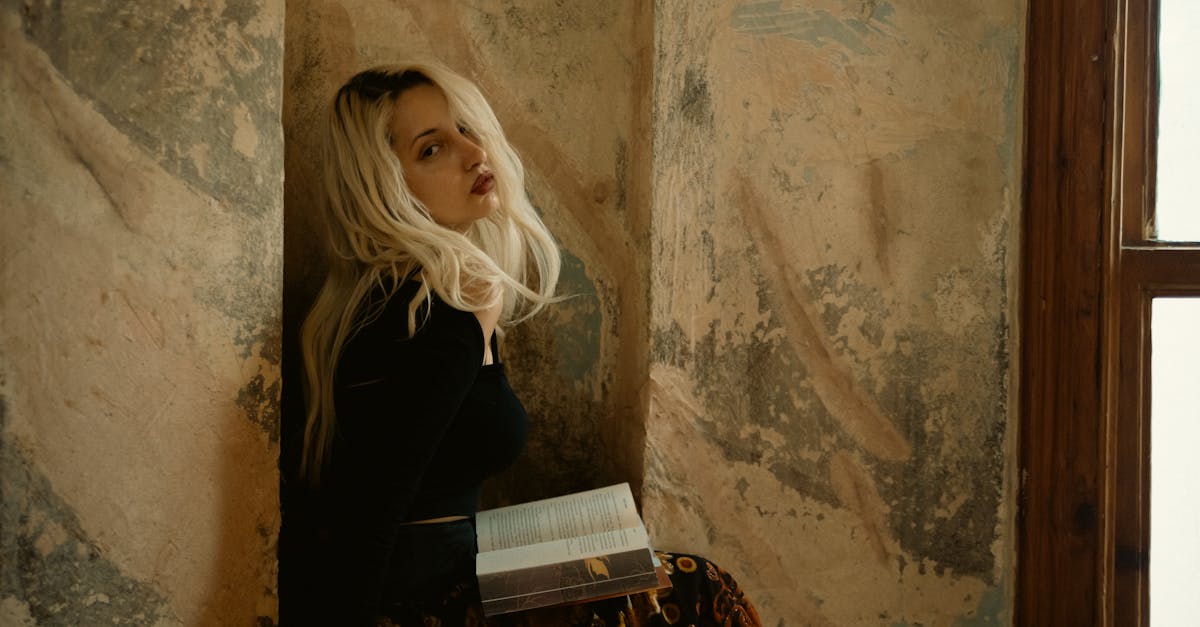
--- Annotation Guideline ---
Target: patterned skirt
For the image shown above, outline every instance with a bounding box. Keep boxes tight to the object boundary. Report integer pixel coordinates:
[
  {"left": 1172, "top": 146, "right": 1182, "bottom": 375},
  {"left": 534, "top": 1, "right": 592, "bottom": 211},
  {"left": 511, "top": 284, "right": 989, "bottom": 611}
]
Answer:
[{"left": 383, "top": 544, "right": 762, "bottom": 627}]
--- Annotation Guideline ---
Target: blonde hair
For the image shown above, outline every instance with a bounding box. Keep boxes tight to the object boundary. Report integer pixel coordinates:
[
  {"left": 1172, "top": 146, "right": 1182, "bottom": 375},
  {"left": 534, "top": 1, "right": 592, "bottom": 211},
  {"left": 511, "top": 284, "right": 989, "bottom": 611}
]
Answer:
[{"left": 300, "top": 61, "right": 560, "bottom": 481}]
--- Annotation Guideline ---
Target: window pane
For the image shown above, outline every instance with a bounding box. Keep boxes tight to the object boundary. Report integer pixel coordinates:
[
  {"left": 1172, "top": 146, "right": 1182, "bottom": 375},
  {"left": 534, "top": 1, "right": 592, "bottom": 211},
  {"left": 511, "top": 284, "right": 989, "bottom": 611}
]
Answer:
[
  {"left": 1156, "top": 1, "right": 1200, "bottom": 241},
  {"left": 1150, "top": 297, "right": 1200, "bottom": 625}
]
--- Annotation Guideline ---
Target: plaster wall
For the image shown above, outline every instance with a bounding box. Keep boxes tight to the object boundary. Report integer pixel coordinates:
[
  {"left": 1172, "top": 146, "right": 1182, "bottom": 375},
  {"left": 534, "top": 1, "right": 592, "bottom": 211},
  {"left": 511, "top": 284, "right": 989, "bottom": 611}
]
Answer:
[
  {"left": 0, "top": 2, "right": 283, "bottom": 625},
  {"left": 0, "top": 0, "right": 1026, "bottom": 623},
  {"left": 283, "top": 2, "right": 1024, "bottom": 625},
  {"left": 642, "top": 1, "right": 1023, "bottom": 625}
]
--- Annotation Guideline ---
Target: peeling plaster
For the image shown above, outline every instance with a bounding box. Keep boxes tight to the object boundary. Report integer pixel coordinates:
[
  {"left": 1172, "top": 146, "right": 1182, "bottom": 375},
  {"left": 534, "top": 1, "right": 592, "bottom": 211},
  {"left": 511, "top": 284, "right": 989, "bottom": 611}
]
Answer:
[
  {"left": 548, "top": 250, "right": 602, "bottom": 383},
  {"left": 2, "top": 3, "right": 282, "bottom": 622},
  {"left": 1, "top": 399, "right": 176, "bottom": 626},
  {"left": 16, "top": 0, "right": 284, "bottom": 216},
  {"left": 730, "top": 1, "right": 895, "bottom": 55},
  {"left": 238, "top": 371, "right": 282, "bottom": 443},
  {"left": 277, "top": 1, "right": 1019, "bottom": 624},
  {"left": 646, "top": 0, "right": 1020, "bottom": 623},
  {"left": 679, "top": 66, "right": 714, "bottom": 127}
]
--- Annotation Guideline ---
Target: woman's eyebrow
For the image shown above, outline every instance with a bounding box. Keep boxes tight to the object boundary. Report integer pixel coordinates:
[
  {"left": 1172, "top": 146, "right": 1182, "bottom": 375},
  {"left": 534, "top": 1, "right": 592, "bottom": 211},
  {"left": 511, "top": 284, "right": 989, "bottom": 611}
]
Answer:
[{"left": 410, "top": 128, "right": 438, "bottom": 149}]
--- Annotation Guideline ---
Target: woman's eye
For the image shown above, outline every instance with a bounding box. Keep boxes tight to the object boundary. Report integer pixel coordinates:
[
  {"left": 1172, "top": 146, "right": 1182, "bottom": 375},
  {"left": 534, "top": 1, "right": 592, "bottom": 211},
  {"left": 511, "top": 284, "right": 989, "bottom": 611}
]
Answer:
[{"left": 420, "top": 143, "right": 441, "bottom": 159}]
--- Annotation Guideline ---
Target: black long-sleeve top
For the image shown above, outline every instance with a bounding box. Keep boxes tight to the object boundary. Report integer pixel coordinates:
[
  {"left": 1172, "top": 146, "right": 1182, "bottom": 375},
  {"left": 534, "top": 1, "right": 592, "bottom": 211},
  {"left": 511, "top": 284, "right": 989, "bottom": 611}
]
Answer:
[{"left": 325, "top": 280, "right": 529, "bottom": 621}]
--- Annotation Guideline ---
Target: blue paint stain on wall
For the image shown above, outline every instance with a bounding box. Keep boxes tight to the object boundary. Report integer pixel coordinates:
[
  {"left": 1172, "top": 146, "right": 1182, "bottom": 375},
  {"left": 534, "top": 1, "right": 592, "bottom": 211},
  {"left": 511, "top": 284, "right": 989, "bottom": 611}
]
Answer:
[
  {"left": 551, "top": 249, "right": 601, "bottom": 381},
  {"left": 730, "top": 1, "right": 894, "bottom": 54},
  {"left": 872, "top": 2, "right": 896, "bottom": 24},
  {"left": 884, "top": 583, "right": 1006, "bottom": 626},
  {"left": 951, "top": 584, "right": 1006, "bottom": 626},
  {"left": 0, "top": 398, "right": 172, "bottom": 624},
  {"left": 982, "top": 24, "right": 1023, "bottom": 181}
]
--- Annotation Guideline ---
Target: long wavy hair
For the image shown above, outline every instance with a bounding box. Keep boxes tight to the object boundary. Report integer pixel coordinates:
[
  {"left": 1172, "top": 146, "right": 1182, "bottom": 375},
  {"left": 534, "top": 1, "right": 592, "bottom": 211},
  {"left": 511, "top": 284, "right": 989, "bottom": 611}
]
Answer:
[{"left": 300, "top": 61, "right": 560, "bottom": 482}]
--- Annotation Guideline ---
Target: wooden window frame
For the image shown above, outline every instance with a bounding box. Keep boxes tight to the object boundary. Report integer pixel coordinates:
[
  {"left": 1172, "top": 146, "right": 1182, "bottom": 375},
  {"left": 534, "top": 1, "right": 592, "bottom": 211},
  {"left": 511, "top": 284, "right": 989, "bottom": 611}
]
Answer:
[{"left": 1021, "top": 1, "right": 1200, "bottom": 625}]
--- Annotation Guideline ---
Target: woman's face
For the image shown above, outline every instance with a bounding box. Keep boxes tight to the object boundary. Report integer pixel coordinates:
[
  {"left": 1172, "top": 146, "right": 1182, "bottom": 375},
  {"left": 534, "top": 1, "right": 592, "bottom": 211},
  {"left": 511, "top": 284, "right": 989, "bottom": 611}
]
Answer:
[{"left": 388, "top": 83, "right": 498, "bottom": 231}]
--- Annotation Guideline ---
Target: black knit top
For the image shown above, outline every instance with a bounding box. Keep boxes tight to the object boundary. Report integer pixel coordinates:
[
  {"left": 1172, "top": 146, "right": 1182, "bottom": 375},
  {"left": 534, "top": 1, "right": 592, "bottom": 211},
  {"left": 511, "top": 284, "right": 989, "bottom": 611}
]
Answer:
[{"left": 327, "top": 279, "right": 529, "bottom": 618}]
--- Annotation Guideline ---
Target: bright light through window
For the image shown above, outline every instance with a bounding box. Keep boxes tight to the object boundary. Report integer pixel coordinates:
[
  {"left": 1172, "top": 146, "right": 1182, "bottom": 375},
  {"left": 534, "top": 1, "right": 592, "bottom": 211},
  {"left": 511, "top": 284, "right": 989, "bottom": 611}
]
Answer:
[
  {"left": 1156, "top": 1, "right": 1200, "bottom": 241},
  {"left": 1150, "top": 297, "right": 1200, "bottom": 626}
]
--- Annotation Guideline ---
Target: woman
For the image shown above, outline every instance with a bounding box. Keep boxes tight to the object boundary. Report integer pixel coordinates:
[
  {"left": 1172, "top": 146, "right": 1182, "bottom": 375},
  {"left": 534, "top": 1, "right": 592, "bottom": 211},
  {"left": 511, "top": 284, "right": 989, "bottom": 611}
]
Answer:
[{"left": 301, "top": 61, "right": 760, "bottom": 626}]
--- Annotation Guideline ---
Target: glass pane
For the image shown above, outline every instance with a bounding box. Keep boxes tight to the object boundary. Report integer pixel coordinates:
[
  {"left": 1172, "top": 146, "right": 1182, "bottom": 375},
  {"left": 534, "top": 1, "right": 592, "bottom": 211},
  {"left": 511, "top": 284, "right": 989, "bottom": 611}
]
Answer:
[
  {"left": 1156, "top": 1, "right": 1200, "bottom": 241},
  {"left": 1151, "top": 297, "right": 1200, "bottom": 626}
]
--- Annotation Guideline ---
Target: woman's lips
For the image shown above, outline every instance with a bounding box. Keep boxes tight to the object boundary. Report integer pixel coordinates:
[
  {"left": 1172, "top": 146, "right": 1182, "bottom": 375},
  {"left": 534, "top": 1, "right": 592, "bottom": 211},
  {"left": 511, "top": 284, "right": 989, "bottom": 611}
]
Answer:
[{"left": 471, "top": 172, "right": 495, "bottom": 195}]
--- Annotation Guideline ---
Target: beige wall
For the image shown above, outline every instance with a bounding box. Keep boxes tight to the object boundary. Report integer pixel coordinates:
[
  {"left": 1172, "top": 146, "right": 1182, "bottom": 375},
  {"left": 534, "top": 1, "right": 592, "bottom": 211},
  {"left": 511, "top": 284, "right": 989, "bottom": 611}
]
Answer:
[
  {"left": 284, "top": 3, "right": 1023, "bottom": 624},
  {"left": 2, "top": 1, "right": 1021, "bottom": 624},
  {"left": 0, "top": 2, "right": 282, "bottom": 625},
  {"left": 642, "top": 1, "right": 1023, "bottom": 624}
]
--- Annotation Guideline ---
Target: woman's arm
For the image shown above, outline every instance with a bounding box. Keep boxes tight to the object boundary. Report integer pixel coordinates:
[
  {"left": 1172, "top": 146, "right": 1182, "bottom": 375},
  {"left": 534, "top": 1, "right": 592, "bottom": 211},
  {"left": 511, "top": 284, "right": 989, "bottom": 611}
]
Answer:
[{"left": 331, "top": 295, "right": 486, "bottom": 621}]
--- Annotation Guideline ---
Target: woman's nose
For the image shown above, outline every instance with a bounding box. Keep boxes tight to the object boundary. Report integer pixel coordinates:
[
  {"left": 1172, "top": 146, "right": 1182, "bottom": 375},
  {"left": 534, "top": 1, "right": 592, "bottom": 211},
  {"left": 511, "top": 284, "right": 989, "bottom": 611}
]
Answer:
[{"left": 461, "top": 136, "right": 487, "bottom": 170}]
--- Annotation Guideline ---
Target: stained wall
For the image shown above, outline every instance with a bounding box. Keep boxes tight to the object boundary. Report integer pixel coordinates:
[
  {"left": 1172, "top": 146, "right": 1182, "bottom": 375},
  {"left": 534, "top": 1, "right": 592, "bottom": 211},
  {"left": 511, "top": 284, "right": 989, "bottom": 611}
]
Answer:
[
  {"left": 641, "top": 1, "right": 1024, "bottom": 624},
  {"left": 283, "top": 2, "right": 1024, "bottom": 625},
  {"left": 0, "top": 2, "right": 283, "bottom": 625},
  {"left": 0, "top": 0, "right": 1022, "bottom": 624}
]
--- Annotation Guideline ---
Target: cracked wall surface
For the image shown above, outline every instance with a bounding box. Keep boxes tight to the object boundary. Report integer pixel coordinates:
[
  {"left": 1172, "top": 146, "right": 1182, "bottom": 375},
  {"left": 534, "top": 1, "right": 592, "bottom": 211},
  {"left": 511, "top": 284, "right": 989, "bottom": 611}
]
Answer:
[
  {"left": 642, "top": 1, "right": 1023, "bottom": 624},
  {"left": 282, "top": 2, "right": 1023, "bottom": 625},
  {"left": 0, "top": 1, "right": 283, "bottom": 624},
  {"left": 0, "top": 0, "right": 1024, "bottom": 623}
]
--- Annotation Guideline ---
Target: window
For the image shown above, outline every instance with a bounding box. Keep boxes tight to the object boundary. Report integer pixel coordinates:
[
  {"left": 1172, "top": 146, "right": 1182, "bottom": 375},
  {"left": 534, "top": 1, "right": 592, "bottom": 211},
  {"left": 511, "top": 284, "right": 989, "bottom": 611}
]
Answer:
[
  {"left": 1021, "top": 1, "right": 1200, "bottom": 625},
  {"left": 1152, "top": 1, "right": 1200, "bottom": 242},
  {"left": 1148, "top": 297, "right": 1200, "bottom": 624}
]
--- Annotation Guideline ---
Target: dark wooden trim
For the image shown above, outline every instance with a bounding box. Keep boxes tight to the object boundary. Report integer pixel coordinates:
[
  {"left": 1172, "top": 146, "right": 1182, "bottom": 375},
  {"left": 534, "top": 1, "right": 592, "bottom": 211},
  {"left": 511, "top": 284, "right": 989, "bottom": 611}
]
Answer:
[
  {"left": 1111, "top": 251, "right": 1200, "bottom": 627},
  {"left": 1018, "top": 2, "right": 1115, "bottom": 624},
  {"left": 1124, "top": 247, "right": 1200, "bottom": 288},
  {"left": 1111, "top": 2, "right": 1146, "bottom": 623},
  {"left": 1118, "top": 0, "right": 1157, "bottom": 242},
  {"left": 1112, "top": 275, "right": 1149, "bottom": 627},
  {"left": 1023, "top": 0, "right": 1200, "bottom": 624}
]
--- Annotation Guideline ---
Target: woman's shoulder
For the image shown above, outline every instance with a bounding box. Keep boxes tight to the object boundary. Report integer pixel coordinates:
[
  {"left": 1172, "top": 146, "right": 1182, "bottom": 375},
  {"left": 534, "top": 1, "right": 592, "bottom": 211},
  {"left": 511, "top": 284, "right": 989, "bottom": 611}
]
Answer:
[
  {"left": 357, "top": 277, "right": 477, "bottom": 343},
  {"left": 337, "top": 278, "right": 484, "bottom": 384}
]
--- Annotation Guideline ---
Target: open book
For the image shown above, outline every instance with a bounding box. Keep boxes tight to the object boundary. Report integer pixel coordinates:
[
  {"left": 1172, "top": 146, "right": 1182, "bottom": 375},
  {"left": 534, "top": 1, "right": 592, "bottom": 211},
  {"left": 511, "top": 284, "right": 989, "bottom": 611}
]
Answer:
[{"left": 474, "top": 483, "right": 671, "bottom": 616}]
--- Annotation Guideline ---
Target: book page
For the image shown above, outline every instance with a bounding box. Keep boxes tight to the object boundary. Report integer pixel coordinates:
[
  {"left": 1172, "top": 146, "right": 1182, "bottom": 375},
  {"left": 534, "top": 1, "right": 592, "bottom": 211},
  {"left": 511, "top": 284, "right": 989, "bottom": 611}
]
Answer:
[
  {"left": 476, "top": 524, "right": 651, "bottom": 575},
  {"left": 476, "top": 483, "right": 642, "bottom": 553}
]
